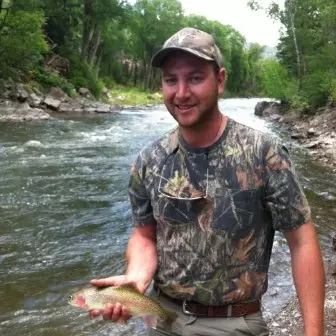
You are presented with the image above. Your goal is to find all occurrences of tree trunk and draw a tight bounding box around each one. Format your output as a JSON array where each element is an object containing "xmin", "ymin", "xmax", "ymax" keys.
[
  {"xmin": 95, "ymin": 49, "xmax": 102, "ymax": 76},
  {"xmin": 134, "ymin": 62, "xmax": 138, "ymax": 87},
  {"xmin": 81, "ymin": 0, "xmax": 93, "ymax": 60},
  {"xmin": 89, "ymin": 24, "xmax": 101, "ymax": 67},
  {"xmin": 288, "ymin": 11, "xmax": 301, "ymax": 91}
]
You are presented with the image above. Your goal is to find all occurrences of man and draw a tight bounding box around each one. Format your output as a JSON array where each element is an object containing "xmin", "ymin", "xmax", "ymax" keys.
[{"xmin": 90, "ymin": 28, "xmax": 325, "ymax": 335}]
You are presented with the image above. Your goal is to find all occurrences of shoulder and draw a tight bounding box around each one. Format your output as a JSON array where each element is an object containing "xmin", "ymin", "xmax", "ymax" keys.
[
  {"xmin": 228, "ymin": 118, "xmax": 275, "ymax": 144},
  {"xmin": 226, "ymin": 118, "xmax": 280, "ymax": 158}
]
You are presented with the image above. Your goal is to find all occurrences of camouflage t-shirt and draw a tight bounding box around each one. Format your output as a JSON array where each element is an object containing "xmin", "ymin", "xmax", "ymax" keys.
[{"xmin": 128, "ymin": 118, "xmax": 311, "ymax": 305}]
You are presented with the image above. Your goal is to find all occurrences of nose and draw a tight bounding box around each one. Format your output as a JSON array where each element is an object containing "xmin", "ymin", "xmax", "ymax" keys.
[{"xmin": 175, "ymin": 81, "xmax": 190, "ymax": 99}]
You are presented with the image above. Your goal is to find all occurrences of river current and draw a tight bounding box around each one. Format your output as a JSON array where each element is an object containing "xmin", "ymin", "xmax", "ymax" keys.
[{"xmin": 0, "ymin": 98, "xmax": 335, "ymax": 336}]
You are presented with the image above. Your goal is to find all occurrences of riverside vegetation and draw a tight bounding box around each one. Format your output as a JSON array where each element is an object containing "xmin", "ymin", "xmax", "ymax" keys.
[
  {"xmin": 0, "ymin": 0, "xmax": 335, "ymax": 112},
  {"xmin": 1, "ymin": 0, "xmax": 336, "ymax": 334}
]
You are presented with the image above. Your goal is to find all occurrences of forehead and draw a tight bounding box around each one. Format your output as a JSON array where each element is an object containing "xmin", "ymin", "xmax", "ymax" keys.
[{"xmin": 162, "ymin": 52, "xmax": 212, "ymax": 75}]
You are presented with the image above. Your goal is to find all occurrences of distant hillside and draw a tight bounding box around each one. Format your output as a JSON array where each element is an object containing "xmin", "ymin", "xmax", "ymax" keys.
[
  {"xmin": 245, "ymin": 42, "xmax": 277, "ymax": 59},
  {"xmin": 262, "ymin": 45, "xmax": 277, "ymax": 59}
]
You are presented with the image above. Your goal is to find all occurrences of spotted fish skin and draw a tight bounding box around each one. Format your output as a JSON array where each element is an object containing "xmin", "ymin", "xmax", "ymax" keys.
[{"xmin": 68, "ymin": 285, "xmax": 177, "ymax": 326}]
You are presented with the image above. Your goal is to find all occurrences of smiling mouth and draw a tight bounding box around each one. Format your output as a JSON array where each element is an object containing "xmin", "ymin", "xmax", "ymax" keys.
[{"xmin": 176, "ymin": 104, "xmax": 195, "ymax": 111}]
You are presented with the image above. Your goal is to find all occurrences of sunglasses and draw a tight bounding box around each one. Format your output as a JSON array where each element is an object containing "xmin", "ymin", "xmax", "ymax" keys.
[{"xmin": 157, "ymin": 151, "xmax": 209, "ymax": 201}]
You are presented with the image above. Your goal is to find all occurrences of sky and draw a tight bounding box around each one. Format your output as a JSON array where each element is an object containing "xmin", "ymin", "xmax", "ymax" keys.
[
  {"xmin": 127, "ymin": 0, "xmax": 284, "ymax": 47},
  {"xmin": 180, "ymin": 0, "xmax": 283, "ymax": 47}
]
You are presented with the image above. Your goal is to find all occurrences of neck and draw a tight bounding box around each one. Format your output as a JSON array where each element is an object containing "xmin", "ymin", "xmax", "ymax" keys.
[{"xmin": 179, "ymin": 110, "xmax": 227, "ymax": 148}]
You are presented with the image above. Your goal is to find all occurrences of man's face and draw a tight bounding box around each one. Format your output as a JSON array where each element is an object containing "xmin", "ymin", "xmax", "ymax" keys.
[{"xmin": 161, "ymin": 52, "xmax": 225, "ymax": 129}]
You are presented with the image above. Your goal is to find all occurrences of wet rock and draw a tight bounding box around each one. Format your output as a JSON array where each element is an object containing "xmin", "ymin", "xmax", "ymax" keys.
[
  {"xmin": 95, "ymin": 103, "xmax": 111, "ymax": 113},
  {"xmin": 0, "ymin": 101, "xmax": 50, "ymax": 121},
  {"xmin": 307, "ymin": 127, "xmax": 316, "ymax": 137},
  {"xmin": 27, "ymin": 93, "xmax": 42, "ymax": 108},
  {"xmin": 43, "ymin": 87, "xmax": 68, "ymax": 110},
  {"xmin": 59, "ymin": 101, "xmax": 84, "ymax": 113},
  {"xmin": 49, "ymin": 87, "xmax": 68, "ymax": 101},
  {"xmin": 255, "ymin": 101, "xmax": 282, "ymax": 117},
  {"xmin": 255, "ymin": 101, "xmax": 271, "ymax": 116},
  {"xmin": 270, "ymin": 114, "xmax": 282, "ymax": 121},
  {"xmin": 304, "ymin": 140, "xmax": 320, "ymax": 149},
  {"xmin": 10, "ymin": 83, "xmax": 29, "ymax": 102},
  {"xmin": 78, "ymin": 88, "xmax": 93, "ymax": 99},
  {"xmin": 43, "ymin": 96, "xmax": 62, "ymax": 110},
  {"xmin": 291, "ymin": 133, "xmax": 306, "ymax": 140}
]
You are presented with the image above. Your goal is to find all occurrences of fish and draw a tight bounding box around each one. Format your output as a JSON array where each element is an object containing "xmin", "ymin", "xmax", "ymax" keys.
[{"xmin": 68, "ymin": 284, "xmax": 177, "ymax": 328}]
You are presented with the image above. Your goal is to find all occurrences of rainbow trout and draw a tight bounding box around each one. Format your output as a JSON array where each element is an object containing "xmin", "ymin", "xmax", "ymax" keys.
[{"xmin": 68, "ymin": 284, "xmax": 177, "ymax": 327}]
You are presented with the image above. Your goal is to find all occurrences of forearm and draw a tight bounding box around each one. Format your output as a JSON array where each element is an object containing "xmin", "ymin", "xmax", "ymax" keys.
[
  {"xmin": 287, "ymin": 226, "xmax": 325, "ymax": 335},
  {"xmin": 125, "ymin": 225, "xmax": 158, "ymax": 293}
]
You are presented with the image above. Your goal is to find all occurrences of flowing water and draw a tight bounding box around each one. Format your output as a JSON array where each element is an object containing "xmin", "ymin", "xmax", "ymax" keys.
[{"xmin": 0, "ymin": 98, "xmax": 335, "ymax": 336}]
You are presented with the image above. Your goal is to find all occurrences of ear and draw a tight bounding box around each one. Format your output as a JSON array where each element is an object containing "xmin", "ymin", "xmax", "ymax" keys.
[{"xmin": 217, "ymin": 68, "xmax": 226, "ymax": 95}]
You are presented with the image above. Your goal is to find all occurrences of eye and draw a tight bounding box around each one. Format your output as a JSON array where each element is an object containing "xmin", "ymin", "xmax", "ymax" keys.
[
  {"xmin": 190, "ymin": 75, "xmax": 203, "ymax": 84},
  {"xmin": 163, "ymin": 77, "xmax": 176, "ymax": 85},
  {"xmin": 68, "ymin": 295, "xmax": 73, "ymax": 301}
]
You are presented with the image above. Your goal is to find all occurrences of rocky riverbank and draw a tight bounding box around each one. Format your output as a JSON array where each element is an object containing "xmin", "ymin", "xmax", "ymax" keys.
[
  {"xmin": 0, "ymin": 83, "xmax": 120, "ymax": 121},
  {"xmin": 256, "ymin": 101, "xmax": 336, "ymax": 335},
  {"xmin": 255, "ymin": 101, "xmax": 336, "ymax": 168}
]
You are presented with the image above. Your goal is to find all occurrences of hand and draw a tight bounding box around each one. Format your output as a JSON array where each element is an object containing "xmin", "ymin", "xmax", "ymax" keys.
[{"xmin": 89, "ymin": 275, "xmax": 132, "ymax": 323}]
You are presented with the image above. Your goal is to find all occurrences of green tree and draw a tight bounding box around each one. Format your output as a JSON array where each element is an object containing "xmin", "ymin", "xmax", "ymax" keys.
[{"xmin": 0, "ymin": 10, "xmax": 48, "ymax": 79}]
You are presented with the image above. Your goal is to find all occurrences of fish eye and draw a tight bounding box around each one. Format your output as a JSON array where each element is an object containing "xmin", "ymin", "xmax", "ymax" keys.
[{"xmin": 68, "ymin": 295, "xmax": 73, "ymax": 301}]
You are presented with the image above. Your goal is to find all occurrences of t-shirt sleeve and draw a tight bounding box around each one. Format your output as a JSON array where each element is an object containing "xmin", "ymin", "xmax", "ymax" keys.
[
  {"xmin": 128, "ymin": 154, "xmax": 156, "ymax": 226},
  {"xmin": 264, "ymin": 142, "xmax": 311, "ymax": 232}
]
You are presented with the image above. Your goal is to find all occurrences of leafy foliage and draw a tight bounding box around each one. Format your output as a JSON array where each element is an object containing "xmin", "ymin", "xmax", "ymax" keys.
[
  {"xmin": 2, "ymin": 0, "xmax": 334, "ymax": 110},
  {"xmin": 0, "ymin": 10, "xmax": 48, "ymax": 79},
  {"xmin": 249, "ymin": 0, "xmax": 336, "ymax": 110}
]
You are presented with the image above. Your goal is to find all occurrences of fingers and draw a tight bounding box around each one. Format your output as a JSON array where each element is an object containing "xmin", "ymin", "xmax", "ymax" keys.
[
  {"xmin": 89, "ymin": 309, "xmax": 101, "ymax": 318},
  {"xmin": 89, "ymin": 303, "xmax": 131, "ymax": 324},
  {"xmin": 90, "ymin": 275, "xmax": 127, "ymax": 287}
]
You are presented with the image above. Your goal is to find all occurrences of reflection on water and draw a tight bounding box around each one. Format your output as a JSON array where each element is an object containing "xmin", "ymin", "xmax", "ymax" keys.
[{"xmin": 0, "ymin": 99, "xmax": 335, "ymax": 335}]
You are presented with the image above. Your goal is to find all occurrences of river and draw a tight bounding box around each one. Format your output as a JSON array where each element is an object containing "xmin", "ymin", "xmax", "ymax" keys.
[{"xmin": 0, "ymin": 98, "xmax": 335, "ymax": 336}]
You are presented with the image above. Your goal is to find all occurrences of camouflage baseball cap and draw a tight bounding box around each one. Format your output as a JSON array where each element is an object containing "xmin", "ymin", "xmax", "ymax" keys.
[{"xmin": 151, "ymin": 27, "xmax": 223, "ymax": 68}]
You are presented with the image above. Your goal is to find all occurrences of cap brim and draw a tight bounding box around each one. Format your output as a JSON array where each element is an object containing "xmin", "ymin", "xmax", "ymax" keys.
[{"xmin": 151, "ymin": 47, "xmax": 214, "ymax": 68}]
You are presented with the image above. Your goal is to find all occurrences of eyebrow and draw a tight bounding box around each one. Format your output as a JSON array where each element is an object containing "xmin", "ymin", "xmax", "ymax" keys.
[{"xmin": 162, "ymin": 69, "xmax": 205, "ymax": 77}]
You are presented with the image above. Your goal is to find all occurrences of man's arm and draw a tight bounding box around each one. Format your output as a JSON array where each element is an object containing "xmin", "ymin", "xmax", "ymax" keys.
[
  {"xmin": 284, "ymin": 219, "xmax": 325, "ymax": 336},
  {"xmin": 90, "ymin": 224, "xmax": 158, "ymax": 322},
  {"xmin": 125, "ymin": 224, "xmax": 158, "ymax": 293}
]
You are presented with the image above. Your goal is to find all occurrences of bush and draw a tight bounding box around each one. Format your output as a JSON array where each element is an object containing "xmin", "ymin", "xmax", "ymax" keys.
[
  {"xmin": 301, "ymin": 73, "xmax": 329, "ymax": 108},
  {"xmin": 258, "ymin": 59, "xmax": 297, "ymax": 100},
  {"xmin": 329, "ymin": 78, "xmax": 336, "ymax": 102},
  {"xmin": 67, "ymin": 55, "xmax": 104, "ymax": 98},
  {"xmin": 0, "ymin": 11, "xmax": 48, "ymax": 80},
  {"xmin": 31, "ymin": 68, "xmax": 76, "ymax": 96},
  {"xmin": 288, "ymin": 94, "xmax": 309, "ymax": 110}
]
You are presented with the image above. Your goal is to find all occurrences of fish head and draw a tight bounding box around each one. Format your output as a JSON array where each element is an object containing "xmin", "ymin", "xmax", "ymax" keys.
[{"xmin": 68, "ymin": 287, "xmax": 98, "ymax": 310}]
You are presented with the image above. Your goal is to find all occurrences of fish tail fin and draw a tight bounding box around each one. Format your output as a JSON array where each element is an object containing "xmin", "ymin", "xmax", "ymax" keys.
[
  {"xmin": 144, "ymin": 316, "xmax": 158, "ymax": 328},
  {"xmin": 144, "ymin": 311, "xmax": 178, "ymax": 330},
  {"xmin": 163, "ymin": 311, "xmax": 178, "ymax": 327}
]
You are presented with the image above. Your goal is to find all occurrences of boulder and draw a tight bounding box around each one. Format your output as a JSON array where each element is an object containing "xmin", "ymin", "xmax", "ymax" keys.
[
  {"xmin": 95, "ymin": 103, "xmax": 111, "ymax": 113},
  {"xmin": 44, "ymin": 54, "xmax": 70, "ymax": 76},
  {"xmin": 304, "ymin": 141, "xmax": 320, "ymax": 149},
  {"xmin": 43, "ymin": 87, "xmax": 68, "ymax": 110},
  {"xmin": 291, "ymin": 133, "xmax": 306, "ymax": 140},
  {"xmin": 43, "ymin": 96, "xmax": 62, "ymax": 110},
  {"xmin": 307, "ymin": 128, "xmax": 316, "ymax": 137},
  {"xmin": 27, "ymin": 93, "xmax": 43, "ymax": 108},
  {"xmin": 10, "ymin": 83, "xmax": 29, "ymax": 102},
  {"xmin": 78, "ymin": 88, "xmax": 92, "ymax": 98},
  {"xmin": 49, "ymin": 87, "xmax": 68, "ymax": 101},
  {"xmin": 0, "ymin": 101, "xmax": 50, "ymax": 121},
  {"xmin": 254, "ymin": 101, "xmax": 282, "ymax": 117},
  {"xmin": 59, "ymin": 101, "xmax": 84, "ymax": 113}
]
